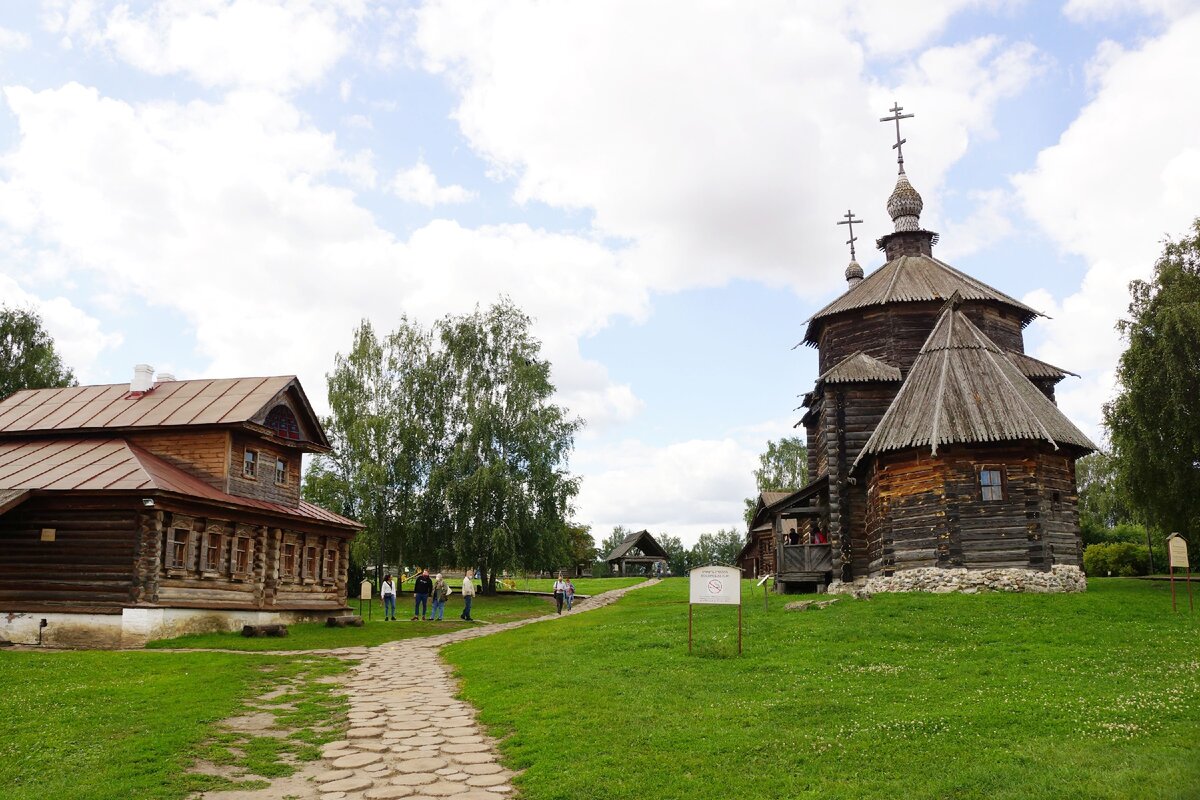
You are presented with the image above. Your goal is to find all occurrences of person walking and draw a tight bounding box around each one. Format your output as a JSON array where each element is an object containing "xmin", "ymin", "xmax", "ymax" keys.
[
  {"xmin": 564, "ymin": 577, "xmax": 575, "ymax": 611},
  {"xmin": 381, "ymin": 573, "xmax": 397, "ymax": 621},
  {"xmin": 412, "ymin": 568, "xmax": 433, "ymax": 620},
  {"xmin": 430, "ymin": 573, "xmax": 449, "ymax": 621},
  {"xmin": 460, "ymin": 570, "xmax": 476, "ymax": 621},
  {"xmin": 553, "ymin": 575, "xmax": 567, "ymax": 614}
]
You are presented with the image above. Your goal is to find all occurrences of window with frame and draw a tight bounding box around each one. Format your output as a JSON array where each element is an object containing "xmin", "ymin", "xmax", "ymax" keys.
[
  {"xmin": 234, "ymin": 536, "xmax": 250, "ymax": 574},
  {"xmin": 243, "ymin": 449, "xmax": 257, "ymax": 479},
  {"xmin": 167, "ymin": 528, "xmax": 191, "ymax": 570},
  {"xmin": 305, "ymin": 546, "xmax": 318, "ymax": 581},
  {"xmin": 979, "ymin": 468, "xmax": 1005, "ymax": 501},
  {"xmin": 203, "ymin": 531, "xmax": 223, "ymax": 573},
  {"xmin": 282, "ymin": 542, "xmax": 297, "ymax": 579},
  {"xmin": 323, "ymin": 548, "xmax": 337, "ymax": 582},
  {"xmin": 275, "ymin": 457, "xmax": 287, "ymax": 485}
]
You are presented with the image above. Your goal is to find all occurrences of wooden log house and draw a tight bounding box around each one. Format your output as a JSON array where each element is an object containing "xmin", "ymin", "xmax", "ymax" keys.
[
  {"xmin": 0, "ymin": 370, "xmax": 361, "ymax": 647},
  {"xmin": 767, "ymin": 109, "xmax": 1095, "ymax": 592}
]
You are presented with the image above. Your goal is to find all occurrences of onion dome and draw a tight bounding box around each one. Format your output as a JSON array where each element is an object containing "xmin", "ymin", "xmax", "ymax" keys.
[
  {"xmin": 845, "ymin": 259, "xmax": 864, "ymax": 289},
  {"xmin": 887, "ymin": 172, "xmax": 923, "ymax": 232}
]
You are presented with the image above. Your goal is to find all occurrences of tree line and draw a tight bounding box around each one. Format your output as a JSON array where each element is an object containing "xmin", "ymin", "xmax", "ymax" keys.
[{"xmin": 302, "ymin": 299, "xmax": 582, "ymax": 593}]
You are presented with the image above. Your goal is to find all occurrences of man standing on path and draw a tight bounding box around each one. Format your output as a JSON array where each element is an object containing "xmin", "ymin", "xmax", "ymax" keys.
[
  {"xmin": 460, "ymin": 571, "xmax": 476, "ymax": 621},
  {"xmin": 412, "ymin": 568, "xmax": 433, "ymax": 620},
  {"xmin": 553, "ymin": 575, "xmax": 567, "ymax": 614}
]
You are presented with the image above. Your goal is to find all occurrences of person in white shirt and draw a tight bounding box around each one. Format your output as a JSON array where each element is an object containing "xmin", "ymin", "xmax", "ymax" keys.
[
  {"xmin": 460, "ymin": 571, "xmax": 476, "ymax": 621},
  {"xmin": 381, "ymin": 573, "xmax": 397, "ymax": 621},
  {"xmin": 553, "ymin": 576, "xmax": 567, "ymax": 614}
]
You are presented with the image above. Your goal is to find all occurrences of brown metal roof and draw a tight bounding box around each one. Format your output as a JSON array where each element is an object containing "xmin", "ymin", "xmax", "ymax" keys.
[
  {"xmin": 0, "ymin": 376, "xmax": 299, "ymax": 434},
  {"xmin": 856, "ymin": 303, "xmax": 1096, "ymax": 466},
  {"xmin": 801, "ymin": 255, "xmax": 1041, "ymax": 345},
  {"xmin": 819, "ymin": 351, "xmax": 902, "ymax": 384},
  {"xmin": 0, "ymin": 437, "xmax": 360, "ymax": 528}
]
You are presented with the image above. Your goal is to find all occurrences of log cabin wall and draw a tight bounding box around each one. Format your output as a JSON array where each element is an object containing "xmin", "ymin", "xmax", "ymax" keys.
[
  {"xmin": 0, "ymin": 499, "xmax": 138, "ymax": 612},
  {"xmin": 126, "ymin": 430, "xmax": 230, "ymax": 490},
  {"xmin": 866, "ymin": 444, "xmax": 1084, "ymax": 576},
  {"xmin": 227, "ymin": 432, "xmax": 302, "ymax": 506}
]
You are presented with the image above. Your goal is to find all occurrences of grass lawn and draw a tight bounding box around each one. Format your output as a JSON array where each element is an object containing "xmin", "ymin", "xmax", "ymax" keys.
[
  {"xmin": 499, "ymin": 576, "xmax": 645, "ymax": 595},
  {"xmin": 0, "ymin": 650, "xmax": 348, "ymax": 800},
  {"xmin": 443, "ymin": 578, "xmax": 1200, "ymax": 800},
  {"xmin": 147, "ymin": 591, "xmax": 557, "ymax": 651}
]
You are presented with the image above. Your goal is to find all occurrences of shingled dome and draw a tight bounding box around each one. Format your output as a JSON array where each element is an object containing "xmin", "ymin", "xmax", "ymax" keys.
[{"xmin": 855, "ymin": 298, "xmax": 1096, "ymax": 466}]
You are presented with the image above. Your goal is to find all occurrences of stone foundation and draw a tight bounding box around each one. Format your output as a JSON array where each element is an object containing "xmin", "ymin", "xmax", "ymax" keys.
[{"xmin": 827, "ymin": 565, "xmax": 1087, "ymax": 596}]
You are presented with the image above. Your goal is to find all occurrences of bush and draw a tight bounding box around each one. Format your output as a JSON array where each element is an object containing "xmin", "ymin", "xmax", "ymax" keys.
[
  {"xmin": 1083, "ymin": 542, "xmax": 1150, "ymax": 577},
  {"xmin": 591, "ymin": 561, "xmax": 610, "ymax": 578}
]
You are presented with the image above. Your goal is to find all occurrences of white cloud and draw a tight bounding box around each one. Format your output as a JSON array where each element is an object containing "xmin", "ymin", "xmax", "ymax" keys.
[
  {"xmin": 1063, "ymin": 0, "xmax": 1200, "ymax": 22},
  {"xmin": 0, "ymin": 26, "xmax": 32, "ymax": 55},
  {"xmin": 414, "ymin": 2, "xmax": 1044, "ymax": 300},
  {"xmin": 0, "ymin": 274, "xmax": 122, "ymax": 382},
  {"xmin": 43, "ymin": 0, "xmax": 360, "ymax": 91},
  {"xmin": 1014, "ymin": 10, "xmax": 1200, "ymax": 438},
  {"xmin": 389, "ymin": 159, "xmax": 476, "ymax": 206},
  {"xmin": 0, "ymin": 82, "xmax": 645, "ymax": 428}
]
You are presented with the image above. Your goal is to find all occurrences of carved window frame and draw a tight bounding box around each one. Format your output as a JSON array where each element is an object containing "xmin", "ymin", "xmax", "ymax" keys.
[
  {"xmin": 281, "ymin": 540, "xmax": 298, "ymax": 582},
  {"xmin": 163, "ymin": 526, "xmax": 197, "ymax": 577},
  {"xmin": 231, "ymin": 526, "xmax": 256, "ymax": 581},
  {"xmin": 304, "ymin": 542, "xmax": 319, "ymax": 585},
  {"xmin": 322, "ymin": 546, "xmax": 337, "ymax": 585},
  {"xmin": 202, "ymin": 525, "xmax": 225, "ymax": 577}
]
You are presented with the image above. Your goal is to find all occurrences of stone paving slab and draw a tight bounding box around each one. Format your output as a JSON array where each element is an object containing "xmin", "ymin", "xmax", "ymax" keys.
[{"xmin": 194, "ymin": 579, "xmax": 656, "ymax": 799}]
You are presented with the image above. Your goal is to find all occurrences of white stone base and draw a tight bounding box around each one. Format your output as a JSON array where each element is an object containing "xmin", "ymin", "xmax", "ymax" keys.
[
  {"xmin": 827, "ymin": 564, "xmax": 1087, "ymax": 596},
  {"xmin": 0, "ymin": 606, "xmax": 340, "ymax": 649}
]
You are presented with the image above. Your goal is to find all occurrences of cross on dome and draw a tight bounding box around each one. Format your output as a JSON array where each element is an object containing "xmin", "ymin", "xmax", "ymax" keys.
[
  {"xmin": 880, "ymin": 101, "xmax": 914, "ymax": 175},
  {"xmin": 837, "ymin": 209, "xmax": 863, "ymax": 261}
]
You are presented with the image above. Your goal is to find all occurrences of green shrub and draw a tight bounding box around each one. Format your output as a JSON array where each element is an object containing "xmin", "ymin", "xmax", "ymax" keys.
[{"xmin": 1083, "ymin": 542, "xmax": 1150, "ymax": 577}]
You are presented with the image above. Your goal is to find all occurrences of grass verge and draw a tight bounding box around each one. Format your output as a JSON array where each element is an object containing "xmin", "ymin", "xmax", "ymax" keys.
[
  {"xmin": 147, "ymin": 592, "xmax": 556, "ymax": 651},
  {"xmin": 443, "ymin": 577, "xmax": 1200, "ymax": 800},
  {"xmin": 0, "ymin": 650, "xmax": 348, "ymax": 800}
]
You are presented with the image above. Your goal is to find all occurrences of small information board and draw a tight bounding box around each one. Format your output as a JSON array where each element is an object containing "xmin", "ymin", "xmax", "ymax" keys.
[
  {"xmin": 689, "ymin": 565, "xmax": 741, "ymax": 605},
  {"xmin": 1166, "ymin": 533, "xmax": 1193, "ymax": 614},
  {"xmin": 687, "ymin": 565, "xmax": 743, "ymax": 655},
  {"xmin": 360, "ymin": 579, "xmax": 373, "ymax": 601}
]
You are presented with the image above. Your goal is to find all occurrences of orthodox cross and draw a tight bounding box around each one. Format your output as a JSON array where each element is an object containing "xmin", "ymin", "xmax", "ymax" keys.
[
  {"xmin": 837, "ymin": 209, "xmax": 863, "ymax": 261},
  {"xmin": 880, "ymin": 102, "xmax": 914, "ymax": 173}
]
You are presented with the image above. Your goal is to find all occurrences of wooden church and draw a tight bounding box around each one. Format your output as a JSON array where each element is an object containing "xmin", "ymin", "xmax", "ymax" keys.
[
  {"xmin": 765, "ymin": 105, "xmax": 1096, "ymax": 593},
  {"xmin": 0, "ymin": 368, "xmax": 361, "ymax": 646}
]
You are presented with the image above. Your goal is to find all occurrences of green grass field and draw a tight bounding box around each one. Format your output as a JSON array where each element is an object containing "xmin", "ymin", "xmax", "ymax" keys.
[
  {"xmin": 147, "ymin": 591, "xmax": 557, "ymax": 650},
  {"xmin": 442, "ymin": 578, "xmax": 1200, "ymax": 800},
  {"xmin": 0, "ymin": 650, "xmax": 348, "ymax": 800}
]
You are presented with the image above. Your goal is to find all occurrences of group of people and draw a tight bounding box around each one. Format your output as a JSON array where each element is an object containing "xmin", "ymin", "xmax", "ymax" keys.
[
  {"xmin": 379, "ymin": 568, "xmax": 477, "ymax": 622},
  {"xmin": 552, "ymin": 576, "xmax": 575, "ymax": 614}
]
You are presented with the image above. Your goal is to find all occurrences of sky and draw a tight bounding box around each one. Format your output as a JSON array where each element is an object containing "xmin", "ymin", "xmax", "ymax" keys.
[{"xmin": 1, "ymin": 0, "xmax": 1198, "ymax": 548}]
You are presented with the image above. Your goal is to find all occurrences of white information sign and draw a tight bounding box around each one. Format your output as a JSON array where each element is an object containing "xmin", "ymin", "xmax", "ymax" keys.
[
  {"xmin": 359, "ymin": 579, "xmax": 373, "ymax": 601},
  {"xmin": 689, "ymin": 565, "xmax": 742, "ymax": 606},
  {"xmin": 1168, "ymin": 534, "xmax": 1189, "ymax": 569}
]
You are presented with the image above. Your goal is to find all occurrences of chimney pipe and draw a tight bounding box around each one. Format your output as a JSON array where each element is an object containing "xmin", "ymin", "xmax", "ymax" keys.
[
  {"xmin": 155, "ymin": 372, "xmax": 176, "ymax": 383},
  {"xmin": 130, "ymin": 364, "xmax": 154, "ymax": 394}
]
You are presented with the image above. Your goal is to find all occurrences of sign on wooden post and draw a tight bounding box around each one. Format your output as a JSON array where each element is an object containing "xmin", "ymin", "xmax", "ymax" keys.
[
  {"xmin": 359, "ymin": 579, "xmax": 373, "ymax": 619},
  {"xmin": 1166, "ymin": 533, "xmax": 1193, "ymax": 614},
  {"xmin": 688, "ymin": 565, "xmax": 742, "ymax": 655}
]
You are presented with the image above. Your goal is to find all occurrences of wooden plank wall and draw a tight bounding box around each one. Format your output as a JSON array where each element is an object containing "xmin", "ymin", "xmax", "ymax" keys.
[
  {"xmin": 867, "ymin": 445, "xmax": 1084, "ymax": 576},
  {"xmin": 127, "ymin": 430, "xmax": 229, "ymax": 489},
  {"xmin": 0, "ymin": 501, "xmax": 138, "ymax": 611},
  {"xmin": 227, "ymin": 432, "xmax": 302, "ymax": 507}
]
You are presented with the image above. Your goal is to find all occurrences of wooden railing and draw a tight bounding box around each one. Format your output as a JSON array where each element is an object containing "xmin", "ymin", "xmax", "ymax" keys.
[{"xmin": 780, "ymin": 543, "xmax": 833, "ymax": 574}]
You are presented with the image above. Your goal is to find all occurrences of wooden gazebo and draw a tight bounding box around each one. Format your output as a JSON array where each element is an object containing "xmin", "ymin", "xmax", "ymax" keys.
[{"xmin": 605, "ymin": 530, "xmax": 669, "ymax": 577}]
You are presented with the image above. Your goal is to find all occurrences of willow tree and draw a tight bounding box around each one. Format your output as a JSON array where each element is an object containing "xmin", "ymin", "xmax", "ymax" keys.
[
  {"xmin": 434, "ymin": 300, "xmax": 582, "ymax": 592},
  {"xmin": 1103, "ymin": 218, "xmax": 1200, "ymax": 562},
  {"xmin": 0, "ymin": 306, "xmax": 76, "ymax": 398}
]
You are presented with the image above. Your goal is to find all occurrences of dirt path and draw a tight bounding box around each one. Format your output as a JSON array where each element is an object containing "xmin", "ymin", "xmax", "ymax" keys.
[{"xmin": 197, "ymin": 579, "xmax": 657, "ymax": 800}]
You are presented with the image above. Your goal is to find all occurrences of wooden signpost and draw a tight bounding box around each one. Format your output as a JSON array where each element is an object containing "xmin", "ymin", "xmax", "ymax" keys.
[
  {"xmin": 757, "ymin": 574, "xmax": 772, "ymax": 612},
  {"xmin": 359, "ymin": 578, "xmax": 373, "ymax": 619},
  {"xmin": 688, "ymin": 565, "xmax": 742, "ymax": 655},
  {"xmin": 1167, "ymin": 533, "xmax": 1193, "ymax": 614}
]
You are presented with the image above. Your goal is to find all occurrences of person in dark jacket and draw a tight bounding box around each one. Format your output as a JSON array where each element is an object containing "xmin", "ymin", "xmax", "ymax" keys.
[{"xmin": 412, "ymin": 568, "xmax": 433, "ymax": 620}]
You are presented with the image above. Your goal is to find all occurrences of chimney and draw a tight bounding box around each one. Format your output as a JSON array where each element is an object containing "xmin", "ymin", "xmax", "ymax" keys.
[
  {"xmin": 130, "ymin": 364, "xmax": 155, "ymax": 394},
  {"xmin": 155, "ymin": 372, "xmax": 176, "ymax": 383}
]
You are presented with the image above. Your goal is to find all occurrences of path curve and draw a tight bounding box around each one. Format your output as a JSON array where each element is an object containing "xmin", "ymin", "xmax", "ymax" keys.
[{"xmin": 201, "ymin": 579, "xmax": 657, "ymax": 800}]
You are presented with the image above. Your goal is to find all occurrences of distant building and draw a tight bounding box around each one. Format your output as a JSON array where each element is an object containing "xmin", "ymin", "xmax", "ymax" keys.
[
  {"xmin": 605, "ymin": 529, "xmax": 669, "ymax": 577},
  {"xmin": 0, "ymin": 369, "xmax": 361, "ymax": 646},
  {"xmin": 770, "ymin": 108, "xmax": 1095, "ymax": 593}
]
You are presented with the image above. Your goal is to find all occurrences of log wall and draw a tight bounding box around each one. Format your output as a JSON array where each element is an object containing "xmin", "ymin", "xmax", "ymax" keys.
[
  {"xmin": 866, "ymin": 444, "xmax": 1084, "ymax": 576},
  {"xmin": 0, "ymin": 500, "xmax": 138, "ymax": 611}
]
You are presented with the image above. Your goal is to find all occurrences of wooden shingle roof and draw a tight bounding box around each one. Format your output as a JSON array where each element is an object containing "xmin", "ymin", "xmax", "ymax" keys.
[
  {"xmin": 0, "ymin": 437, "xmax": 359, "ymax": 528},
  {"xmin": 0, "ymin": 376, "xmax": 329, "ymax": 449},
  {"xmin": 1005, "ymin": 351, "xmax": 1078, "ymax": 383},
  {"xmin": 605, "ymin": 529, "xmax": 669, "ymax": 562},
  {"xmin": 801, "ymin": 255, "xmax": 1041, "ymax": 345},
  {"xmin": 855, "ymin": 302, "xmax": 1096, "ymax": 466},
  {"xmin": 819, "ymin": 351, "xmax": 902, "ymax": 384}
]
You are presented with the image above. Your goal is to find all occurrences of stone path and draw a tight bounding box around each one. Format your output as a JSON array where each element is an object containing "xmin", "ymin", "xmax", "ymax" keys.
[{"xmin": 200, "ymin": 580, "xmax": 656, "ymax": 800}]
